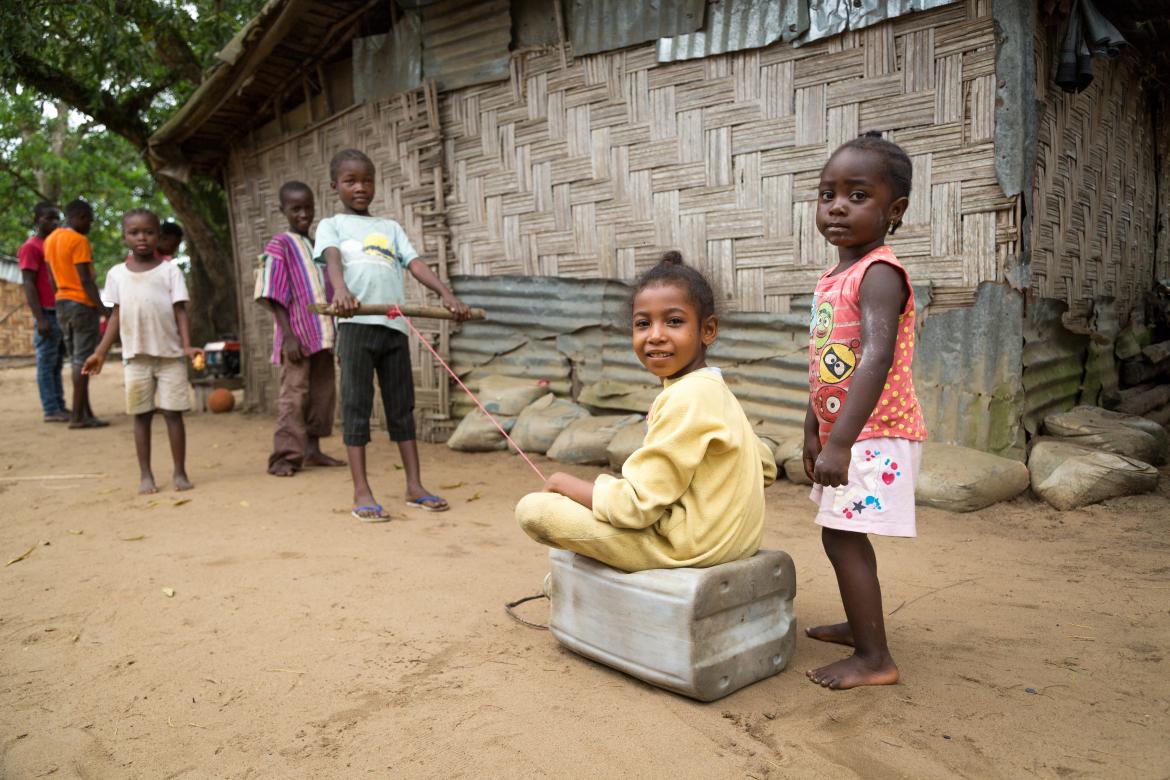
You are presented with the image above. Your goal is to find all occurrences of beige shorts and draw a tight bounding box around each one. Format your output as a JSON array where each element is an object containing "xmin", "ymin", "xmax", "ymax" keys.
[{"xmin": 124, "ymin": 356, "xmax": 190, "ymax": 415}]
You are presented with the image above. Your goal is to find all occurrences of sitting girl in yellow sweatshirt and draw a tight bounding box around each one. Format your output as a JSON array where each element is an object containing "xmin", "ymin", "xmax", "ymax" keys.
[{"xmin": 515, "ymin": 251, "xmax": 777, "ymax": 572}]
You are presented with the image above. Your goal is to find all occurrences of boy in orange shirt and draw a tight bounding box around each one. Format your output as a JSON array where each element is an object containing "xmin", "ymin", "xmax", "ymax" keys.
[{"xmin": 44, "ymin": 199, "xmax": 109, "ymax": 429}]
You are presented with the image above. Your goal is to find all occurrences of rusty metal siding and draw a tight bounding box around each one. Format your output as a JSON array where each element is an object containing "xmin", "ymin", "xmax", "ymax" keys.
[
  {"xmin": 421, "ymin": 0, "xmax": 512, "ymax": 91},
  {"xmin": 567, "ymin": 0, "xmax": 705, "ymax": 56},
  {"xmin": 915, "ymin": 282, "xmax": 1026, "ymax": 458},
  {"xmin": 451, "ymin": 275, "xmax": 1028, "ymax": 455}
]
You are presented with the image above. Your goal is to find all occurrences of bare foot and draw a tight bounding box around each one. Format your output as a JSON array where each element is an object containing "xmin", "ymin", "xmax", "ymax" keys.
[
  {"xmin": 269, "ymin": 461, "xmax": 297, "ymax": 477},
  {"xmin": 304, "ymin": 451, "xmax": 345, "ymax": 468},
  {"xmin": 806, "ymin": 622, "xmax": 854, "ymax": 646},
  {"xmin": 139, "ymin": 474, "xmax": 158, "ymax": 494},
  {"xmin": 806, "ymin": 654, "xmax": 899, "ymax": 690},
  {"xmin": 173, "ymin": 473, "xmax": 194, "ymax": 491}
]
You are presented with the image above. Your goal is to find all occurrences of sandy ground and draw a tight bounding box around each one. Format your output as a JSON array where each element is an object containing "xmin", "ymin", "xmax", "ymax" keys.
[{"xmin": 1, "ymin": 363, "xmax": 1169, "ymax": 779}]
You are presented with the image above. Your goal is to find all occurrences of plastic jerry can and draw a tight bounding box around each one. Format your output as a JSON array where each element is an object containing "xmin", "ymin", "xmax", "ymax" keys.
[{"xmin": 545, "ymin": 548, "xmax": 796, "ymax": 702}]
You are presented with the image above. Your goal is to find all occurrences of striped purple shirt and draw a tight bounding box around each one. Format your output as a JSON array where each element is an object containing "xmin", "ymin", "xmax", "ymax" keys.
[{"xmin": 253, "ymin": 232, "xmax": 335, "ymax": 363}]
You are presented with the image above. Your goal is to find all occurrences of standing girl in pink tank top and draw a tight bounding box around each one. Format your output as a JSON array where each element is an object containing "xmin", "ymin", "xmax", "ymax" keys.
[{"xmin": 803, "ymin": 132, "xmax": 926, "ymax": 690}]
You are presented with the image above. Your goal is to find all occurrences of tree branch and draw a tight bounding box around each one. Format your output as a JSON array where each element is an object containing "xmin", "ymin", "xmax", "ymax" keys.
[
  {"xmin": 0, "ymin": 157, "xmax": 51, "ymax": 202},
  {"xmin": 112, "ymin": 0, "xmax": 205, "ymax": 84},
  {"xmin": 7, "ymin": 52, "xmax": 153, "ymax": 147}
]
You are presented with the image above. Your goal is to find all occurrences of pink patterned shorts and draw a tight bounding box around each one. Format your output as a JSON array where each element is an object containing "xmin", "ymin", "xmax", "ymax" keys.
[{"xmin": 810, "ymin": 437, "xmax": 923, "ymax": 538}]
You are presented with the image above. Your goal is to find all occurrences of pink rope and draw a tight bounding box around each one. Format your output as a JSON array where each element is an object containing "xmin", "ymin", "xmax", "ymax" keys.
[{"xmin": 389, "ymin": 307, "xmax": 547, "ymax": 482}]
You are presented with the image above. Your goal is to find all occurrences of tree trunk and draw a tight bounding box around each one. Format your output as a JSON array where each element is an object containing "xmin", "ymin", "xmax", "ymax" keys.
[{"xmin": 150, "ymin": 167, "xmax": 239, "ymax": 347}]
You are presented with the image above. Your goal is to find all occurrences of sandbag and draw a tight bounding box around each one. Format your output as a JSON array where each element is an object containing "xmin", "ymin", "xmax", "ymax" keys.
[
  {"xmin": 606, "ymin": 421, "xmax": 647, "ymax": 470},
  {"xmin": 914, "ymin": 443, "xmax": 1030, "ymax": 512},
  {"xmin": 548, "ymin": 414, "xmax": 643, "ymax": 465},
  {"xmin": 1042, "ymin": 405, "xmax": 1168, "ymax": 465},
  {"xmin": 1028, "ymin": 439, "xmax": 1158, "ymax": 511},
  {"xmin": 510, "ymin": 394, "xmax": 591, "ymax": 454},
  {"xmin": 475, "ymin": 375, "xmax": 548, "ymax": 416},
  {"xmin": 771, "ymin": 437, "xmax": 812, "ymax": 486},
  {"xmin": 446, "ymin": 409, "xmax": 515, "ymax": 452}
]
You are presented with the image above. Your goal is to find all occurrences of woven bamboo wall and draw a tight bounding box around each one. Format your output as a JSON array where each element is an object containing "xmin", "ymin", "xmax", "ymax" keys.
[
  {"xmin": 441, "ymin": 0, "xmax": 1017, "ymax": 314},
  {"xmin": 1032, "ymin": 35, "xmax": 1157, "ymax": 324},
  {"xmin": 225, "ymin": 85, "xmax": 454, "ymax": 440},
  {"xmin": 0, "ymin": 280, "xmax": 36, "ymax": 357}
]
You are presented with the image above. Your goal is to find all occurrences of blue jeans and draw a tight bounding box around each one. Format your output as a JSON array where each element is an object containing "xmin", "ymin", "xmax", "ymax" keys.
[{"xmin": 33, "ymin": 310, "xmax": 67, "ymax": 415}]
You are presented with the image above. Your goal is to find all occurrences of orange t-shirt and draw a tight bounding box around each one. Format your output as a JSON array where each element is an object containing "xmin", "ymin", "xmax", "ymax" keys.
[{"xmin": 44, "ymin": 228, "xmax": 96, "ymax": 306}]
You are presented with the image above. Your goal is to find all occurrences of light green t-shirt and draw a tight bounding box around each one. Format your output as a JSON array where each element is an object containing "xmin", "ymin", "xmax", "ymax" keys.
[{"xmin": 313, "ymin": 214, "xmax": 418, "ymax": 334}]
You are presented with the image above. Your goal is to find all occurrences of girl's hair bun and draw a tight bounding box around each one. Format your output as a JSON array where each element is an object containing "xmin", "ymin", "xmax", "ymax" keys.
[
  {"xmin": 660, "ymin": 250, "xmax": 685, "ymax": 266},
  {"xmin": 860, "ymin": 130, "xmax": 884, "ymax": 139}
]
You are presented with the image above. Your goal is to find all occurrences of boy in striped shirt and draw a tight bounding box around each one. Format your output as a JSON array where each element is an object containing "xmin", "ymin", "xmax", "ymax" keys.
[{"xmin": 255, "ymin": 181, "xmax": 345, "ymax": 476}]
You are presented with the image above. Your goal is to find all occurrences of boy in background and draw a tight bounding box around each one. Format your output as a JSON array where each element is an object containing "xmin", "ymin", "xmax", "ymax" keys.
[
  {"xmin": 44, "ymin": 199, "xmax": 108, "ymax": 429},
  {"xmin": 158, "ymin": 222, "xmax": 183, "ymax": 259},
  {"xmin": 19, "ymin": 202, "xmax": 68, "ymax": 422},
  {"xmin": 255, "ymin": 181, "xmax": 344, "ymax": 477}
]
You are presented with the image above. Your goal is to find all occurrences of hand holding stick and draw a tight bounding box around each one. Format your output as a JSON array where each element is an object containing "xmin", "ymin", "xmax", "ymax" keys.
[{"xmin": 310, "ymin": 302, "xmax": 486, "ymax": 321}]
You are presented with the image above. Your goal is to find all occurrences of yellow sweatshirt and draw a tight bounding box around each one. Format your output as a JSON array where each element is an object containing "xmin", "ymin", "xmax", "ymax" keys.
[{"xmin": 591, "ymin": 367, "xmax": 777, "ymax": 568}]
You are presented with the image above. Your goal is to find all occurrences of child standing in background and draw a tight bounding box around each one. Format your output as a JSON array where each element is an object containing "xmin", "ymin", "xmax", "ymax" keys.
[
  {"xmin": 803, "ymin": 132, "xmax": 926, "ymax": 690},
  {"xmin": 83, "ymin": 209, "xmax": 203, "ymax": 494},
  {"xmin": 158, "ymin": 222, "xmax": 183, "ymax": 259},
  {"xmin": 320, "ymin": 149, "xmax": 471, "ymax": 521},
  {"xmin": 255, "ymin": 181, "xmax": 345, "ymax": 477},
  {"xmin": 517, "ymin": 252, "xmax": 777, "ymax": 572}
]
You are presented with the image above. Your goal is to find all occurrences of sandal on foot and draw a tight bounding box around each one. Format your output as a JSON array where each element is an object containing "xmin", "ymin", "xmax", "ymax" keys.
[
  {"xmin": 406, "ymin": 495, "xmax": 449, "ymax": 512},
  {"xmin": 352, "ymin": 504, "xmax": 391, "ymax": 523}
]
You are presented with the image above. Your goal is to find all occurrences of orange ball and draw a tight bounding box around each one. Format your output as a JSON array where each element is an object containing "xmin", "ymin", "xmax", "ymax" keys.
[{"xmin": 208, "ymin": 388, "xmax": 235, "ymax": 413}]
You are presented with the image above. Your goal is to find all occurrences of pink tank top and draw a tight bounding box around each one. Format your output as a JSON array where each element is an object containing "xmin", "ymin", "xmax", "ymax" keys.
[{"xmin": 808, "ymin": 245, "xmax": 927, "ymax": 445}]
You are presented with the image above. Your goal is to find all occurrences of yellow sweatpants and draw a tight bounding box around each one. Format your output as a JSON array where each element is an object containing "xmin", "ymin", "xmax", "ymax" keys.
[{"xmin": 515, "ymin": 492, "xmax": 682, "ymax": 572}]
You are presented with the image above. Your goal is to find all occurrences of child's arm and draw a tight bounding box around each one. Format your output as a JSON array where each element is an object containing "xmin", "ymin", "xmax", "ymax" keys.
[
  {"xmin": 173, "ymin": 301, "xmax": 204, "ymax": 364},
  {"xmin": 544, "ymin": 473, "xmax": 594, "ymax": 508},
  {"xmin": 802, "ymin": 400, "xmax": 821, "ymax": 481},
  {"xmin": 406, "ymin": 259, "xmax": 471, "ymax": 321},
  {"xmin": 813, "ymin": 264, "xmax": 908, "ymax": 487},
  {"xmin": 324, "ymin": 247, "xmax": 359, "ymax": 317},
  {"xmin": 269, "ymin": 302, "xmax": 303, "ymax": 362},
  {"xmin": 82, "ymin": 306, "xmax": 120, "ymax": 376}
]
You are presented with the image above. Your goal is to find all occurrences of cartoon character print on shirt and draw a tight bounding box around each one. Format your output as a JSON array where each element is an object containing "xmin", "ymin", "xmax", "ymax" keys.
[
  {"xmin": 830, "ymin": 448, "xmax": 904, "ymax": 520},
  {"xmin": 811, "ymin": 299, "xmax": 835, "ymax": 350},
  {"xmin": 815, "ymin": 385, "xmax": 847, "ymax": 423},
  {"xmin": 817, "ymin": 338, "xmax": 860, "ymax": 386},
  {"xmin": 339, "ymin": 233, "xmax": 398, "ymax": 267}
]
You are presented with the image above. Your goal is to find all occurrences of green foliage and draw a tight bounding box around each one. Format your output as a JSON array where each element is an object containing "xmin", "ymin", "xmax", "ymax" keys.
[
  {"xmin": 0, "ymin": 90, "xmax": 173, "ymax": 283},
  {"xmin": 0, "ymin": 0, "xmax": 265, "ymax": 284}
]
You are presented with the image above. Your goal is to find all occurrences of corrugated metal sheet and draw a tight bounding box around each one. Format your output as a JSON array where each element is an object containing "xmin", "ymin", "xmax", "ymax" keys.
[
  {"xmin": 0, "ymin": 259, "xmax": 21, "ymax": 285},
  {"xmin": 797, "ymin": 0, "xmax": 960, "ymax": 44},
  {"xmin": 910, "ymin": 282, "xmax": 1026, "ymax": 459},
  {"xmin": 422, "ymin": 0, "xmax": 512, "ymax": 91},
  {"xmin": 452, "ymin": 275, "xmax": 1028, "ymax": 456},
  {"xmin": 656, "ymin": 0, "xmax": 785, "ymax": 62},
  {"xmin": 1022, "ymin": 297, "xmax": 1088, "ymax": 436},
  {"xmin": 568, "ymin": 0, "xmax": 705, "ymax": 57},
  {"xmin": 848, "ymin": 0, "xmax": 960, "ymax": 31},
  {"xmin": 353, "ymin": 14, "xmax": 422, "ymax": 102}
]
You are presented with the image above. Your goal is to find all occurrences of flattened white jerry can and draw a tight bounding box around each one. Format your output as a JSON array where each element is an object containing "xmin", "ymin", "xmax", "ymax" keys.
[{"xmin": 545, "ymin": 548, "xmax": 797, "ymax": 702}]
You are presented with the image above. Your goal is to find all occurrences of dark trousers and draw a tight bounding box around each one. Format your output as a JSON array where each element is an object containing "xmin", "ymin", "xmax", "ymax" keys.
[
  {"xmin": 268, "ymin": 350, "xmax": 337, "ymax": 471},
  {"xmin": 336, "ymin": 323, "xmax": 415, "ymax": 446}
]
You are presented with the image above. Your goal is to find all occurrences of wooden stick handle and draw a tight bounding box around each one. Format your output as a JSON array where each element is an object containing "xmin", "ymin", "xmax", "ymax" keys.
[{"xmin": 309, "ymin": 303, "xmax": 486, "ymax": 320}]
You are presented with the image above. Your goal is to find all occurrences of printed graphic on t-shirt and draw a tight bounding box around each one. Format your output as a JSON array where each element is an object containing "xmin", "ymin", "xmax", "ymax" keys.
[{"xmin": 340, "ymin": 233, "xmax": 401, "ymax": 267}]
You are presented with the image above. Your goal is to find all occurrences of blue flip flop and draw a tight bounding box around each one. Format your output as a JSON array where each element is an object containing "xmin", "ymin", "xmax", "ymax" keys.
[
  {"xmin": 406, "ymin": 495, "xmax": 449, "ymax": 512},
  {"xmin": 352, "ymin": 504, "xmax": 391, "ymax": 523}
]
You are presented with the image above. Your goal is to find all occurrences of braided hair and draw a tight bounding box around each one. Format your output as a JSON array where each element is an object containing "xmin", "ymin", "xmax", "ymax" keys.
[
  {"xmin": 121, "ymin": 207, "xmax": 160, "ymax": 230},
  {"xmin": 828, "ymin": 130, "xmax": 912, "ymax": 234},
  {"xmin": 631, "ymin": 250, "xmax": 716, "ymax": 321},
  {"xmin": 329, "ymin": 149, "xmax": 375, "ymax": 182}
]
